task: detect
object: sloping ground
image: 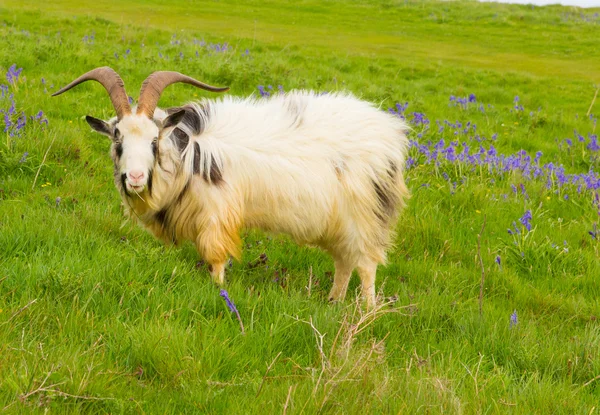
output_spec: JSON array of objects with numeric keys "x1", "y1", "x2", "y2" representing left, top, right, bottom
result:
[{"x1": 5, "y1": 0, "x2": 600, "y2": 81}]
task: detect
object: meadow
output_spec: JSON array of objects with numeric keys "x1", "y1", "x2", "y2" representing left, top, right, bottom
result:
[{"x1": 1, "y1": 0, "x2": 600, "y2": 413}]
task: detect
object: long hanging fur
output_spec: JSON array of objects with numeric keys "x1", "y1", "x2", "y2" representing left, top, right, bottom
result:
[{"x1": 119, "y1": 91, "x2": 410, "y2": 305}]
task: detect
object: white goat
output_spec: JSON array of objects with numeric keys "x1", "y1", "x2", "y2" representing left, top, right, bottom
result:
[{"x1": 53, "y1": 67, "x2": 410, "y2": 306}]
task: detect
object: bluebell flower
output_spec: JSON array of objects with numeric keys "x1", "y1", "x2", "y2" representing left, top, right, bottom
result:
[
  {"x1": 589, "y1": 223, "x2": 598, "y2": 240},
  {"x1": 220, "y1": 289, "x2": 238, "y2": 313},
  {"x1": 510, "y1": 310, "x2": 518, "y2": 328},
  {"x1": 6, "y1": 64, "x2": 23, "y2": 84},
  {"x1": 587, "y1": 134, "x2": 600, "y2": 151},
  {"x1": 519, "y1": 210, "x2": 532, "y2": 232},
  {"x1": 219, "y1": 289, "x2": 245, "y2": 334},
  {"x1": 257, "y1": 85, "x2": 269, "y2": 97}
]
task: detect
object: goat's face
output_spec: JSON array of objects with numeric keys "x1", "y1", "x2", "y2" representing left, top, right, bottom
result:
[
  {"x1": 52, "y1": 67, "x2": 227, "y2": 197},
  {"x1": 86, "y1": 111, "x2": 185, "y2": 196}
]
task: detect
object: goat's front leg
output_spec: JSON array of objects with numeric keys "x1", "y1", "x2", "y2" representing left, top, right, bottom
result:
[
  {"x1": 196, "y1": 218, "x2": 241, "y2": 286},
  {"x1": 208, "y1": 262, "x2": 226, "y2": 286}
]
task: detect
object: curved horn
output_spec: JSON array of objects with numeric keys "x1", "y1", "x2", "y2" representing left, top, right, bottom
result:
[
  {"x1": 137, "y1": 71, "x2": 229, "y2": 117},
  {"x1": 52, "y1": 66, "x2": 131, "y2": 119}
]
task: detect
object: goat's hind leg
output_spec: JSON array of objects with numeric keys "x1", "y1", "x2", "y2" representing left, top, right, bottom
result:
[
  {"x1": 328, "y1": 258, "x2": 355, "y2": 303},
  {"x1": 357, "y1": 259, "x2": 378, "y2": 308}
]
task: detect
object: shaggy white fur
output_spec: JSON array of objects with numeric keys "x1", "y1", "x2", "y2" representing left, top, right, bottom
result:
[{"x1": 101, "y1": 91, "x2": 410, "y2": 306}]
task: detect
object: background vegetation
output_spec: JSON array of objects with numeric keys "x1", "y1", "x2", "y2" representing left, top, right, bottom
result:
[{"x1": 0, "y1": 0, "x2": 599, "y2": 412}]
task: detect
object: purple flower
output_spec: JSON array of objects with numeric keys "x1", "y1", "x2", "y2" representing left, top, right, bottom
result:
[
  {"x1": 589, "y1": 223, "x2": 598, "y2": 240},
  {"x1": 220, "y1": 289, "x2": 238, "y2": 313},
  {"x1": 519, "y1": 210, "x2": 532, "y2": 232},
  {"x1": 507, "y1": 221, "x2": 520, "y2": 235},
  {"x1": 510, "y1": 310, "x2": 518, "y2": 328},
  {"x1": 19, "y1": 152, "x2": 28, "y2": 163},
  {"x1": 412, "y1": 112, "x2": 430, "y2": 126},
  {"x1": 495, "y1": 255, "x2": 501, "y2": 267},
  {"x1": 257, "y1": 85, "x2": 270, "y2": 97},
  {"x1": 587, "y1": 134, "x2": 600, "y2": 151},
  {"x1": 219, "y1": 289, "x2": 245, "y2": 334},
  {"x1": 6, "y1": 64, "x2": 23, "y2": 84}
]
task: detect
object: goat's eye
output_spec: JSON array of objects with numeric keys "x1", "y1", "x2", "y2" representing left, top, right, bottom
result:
[{"x1": 113, "y1": 128, "x2": 120, "y2": 138}]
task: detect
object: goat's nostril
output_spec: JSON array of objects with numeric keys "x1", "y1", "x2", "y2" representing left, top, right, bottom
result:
[{"x1": 128, "y1": 170, "x2": 145, "y2": 182}]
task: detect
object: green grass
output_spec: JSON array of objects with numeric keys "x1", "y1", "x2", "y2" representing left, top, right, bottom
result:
[{"x1": 1, "y1": 0, "x2": 600, "y2": 413}]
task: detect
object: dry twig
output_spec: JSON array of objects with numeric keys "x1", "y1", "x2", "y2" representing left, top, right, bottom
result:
[
  {"x1": 256, "y1": 351, "x2": 282, "y2": 397},
  {"x1": 32, "y1": 134, "x2": 57, "y2": 190}
]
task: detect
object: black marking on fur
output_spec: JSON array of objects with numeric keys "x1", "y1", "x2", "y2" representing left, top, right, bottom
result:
[
  {"x1": 147, "y1": 169, "x2": 153, "y2": 197},
  {"x1": 166, "y1": 104, "x2": 207, "y2": 135},
  {"x1": 374, "y1": 181, "x2": 392, "y2": 213},
  {"x1": 191, "y1": 142, "x2": 223, "y2": 185},
  {"x1": 193, "y1": 142, "x2": 201, "y2": 175},
  {"x1": 154, "y1": 207, "x2": 177, "y2": 244},
  {"x1": 120, "y1": 173, "x2": 129, "y2": 197},
  {"x1": 181, "y1": 107, "x2": 203, "y2": 135},
  {"x1": 204, "y1": 158, "x2": 223, "y2": 185},
  {"x1": 373, "y1": 176, "x2": 396, "y2": 224},
  {"x1": 171, "y1": 128, "x2": 189, "y2": 153},
  {"x1": 175, "y1": 180, "x2": 190, "y2": 206},
  {"x1": 389, "y1": 160, "x2": 397, "y2": 178},
  {"x1": 115, "y1": 142, "x2": 123, "y2": 159},
  {"x1": 151, "y1": 139, "x2": 158, "y2": 159},
  {"x1": 155, "y1": 208, "x2": 168, "y2": 231}
]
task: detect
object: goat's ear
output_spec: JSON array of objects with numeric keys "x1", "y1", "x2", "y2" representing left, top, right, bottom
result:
[
  {"x1": 86, "y1": 116, "x2": 112, "y2": 137},
  {"x1": 162, "y1": 109, "x2": 186, "y2": 130}
]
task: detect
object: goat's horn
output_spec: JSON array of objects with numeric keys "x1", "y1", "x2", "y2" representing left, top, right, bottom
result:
[
  {"x1": 52, "y1": 66, "x2": 132, "y2": 119},
  {"x1": 137, "y1": 71, "x2": 229, "y2": 117}
]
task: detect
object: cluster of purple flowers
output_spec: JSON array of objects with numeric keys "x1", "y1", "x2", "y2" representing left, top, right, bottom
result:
[
  {"x1": 6, "y1": 64, "x2": 22, "y2": 84},
  {"x1": 1, "y1": 65, "x2": 49, "y2": 137},
  {"x1": 519, "y1": 210, "x2": 532, "y2": 231},
  {"x1": 389, "y1": 93, "x2": 599, "y2": 248},
  {"x1": 449, "y1": 93, "x2": 476, "y2": 109},
  {"x1": 387, "y1": 102, "x2": 409, "y2": 119},
  {"x1": 405, "y1": 135, "x2": 600, "y2": 193},
  {"x1": 513, "y1": 96, "x2": 524, "y2": 112},
  {"x1": 82, "y1": 33, "x2": 95, "y2": 44},
  {"x1": 191, "y1": 38, "x2": 230, "y2": 53},
  {"x1": 153, "y1": 36, "x2": 236, "y2": 61},
  {"x1": 257, "y1": 84, "x2": 284, "y2": 98},
  {"x1": 562, "y1": 11, "x2": 600, "y2": 23}
]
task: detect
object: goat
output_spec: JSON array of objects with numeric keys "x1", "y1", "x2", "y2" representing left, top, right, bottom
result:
[{"x1": 53, "y1": 67, "x2": 410, "y2": 306}]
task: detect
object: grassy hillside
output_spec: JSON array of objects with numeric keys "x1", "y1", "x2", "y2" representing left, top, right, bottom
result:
[{"x1": 1, "y1": 0, "x2": 599, "y2": 413}]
